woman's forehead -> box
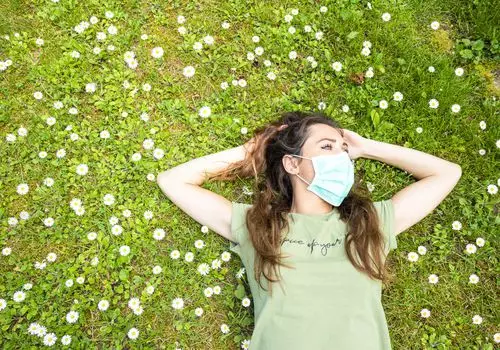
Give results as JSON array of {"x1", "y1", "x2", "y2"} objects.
[{"x1": 308, "y1": 124, "x2": 343, "y2": 141}]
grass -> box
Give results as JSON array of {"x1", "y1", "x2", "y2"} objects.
[{"x1": 0, "y1": 0, "x2": 499, "y2": 349}]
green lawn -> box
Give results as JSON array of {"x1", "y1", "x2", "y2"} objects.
[{"x1": 0, "y1": 0, "x2": 499, "y2": 349}]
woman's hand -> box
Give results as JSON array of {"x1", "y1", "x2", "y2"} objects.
[
  {"x1": 341, "y1": 128, "x2": 368, "y2": 160},
  {"x1": 243, "y1": 134, "x2": 262, "y2": 155}
]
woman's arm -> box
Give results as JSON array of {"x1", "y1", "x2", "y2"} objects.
[
  {"x1": 361, "y1": 138, "x2": 462, "y2": 236},
  {"x1": 158, "y1": 145, "x2": 247, "y2": 186},
  {"x1": 156, "y1": 144, "x2": 248, "y2": 243},
  {"x1": 362, "y1": 138, "x2": 461, "y2": 179}
]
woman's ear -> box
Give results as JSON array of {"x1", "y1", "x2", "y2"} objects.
[{"x1": 282, "y1": 154, "x2": 298, "y2": 174}]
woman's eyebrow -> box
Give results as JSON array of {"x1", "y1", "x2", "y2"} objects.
[
  {"x1": 316, "y1": 137, "x2": 337, "y2": 143},
  {"x1": 316, "y1": 138, "x2": 349, "y2": 148}
]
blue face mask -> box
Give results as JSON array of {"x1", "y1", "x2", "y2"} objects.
[{"x1": 289, "y1": 151, "x2": 355, "y2": 206}]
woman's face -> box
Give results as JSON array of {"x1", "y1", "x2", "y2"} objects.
[{"x1": 283, "y1": 123, "x2": 349, "y2": 183}]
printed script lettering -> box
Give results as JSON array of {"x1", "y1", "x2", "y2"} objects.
[{"x1": 281, "y1": 237, "x2": 343, "y2": 256}]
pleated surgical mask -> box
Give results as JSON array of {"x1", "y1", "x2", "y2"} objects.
[{"x1": 289, "y1": 151, "x2": 354, "y2": 206}]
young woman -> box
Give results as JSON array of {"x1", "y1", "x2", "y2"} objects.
[{"x1": 157, "y1": 111, "x2": 462, "y2": 350}]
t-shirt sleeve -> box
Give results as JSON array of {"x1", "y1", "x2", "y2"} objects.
[
  {"x1": 373, "y1": 199, "x2": 397, "y2": 251},
  {"x1": 229, "y1": 201, "x2": 252, "y2": 257}
]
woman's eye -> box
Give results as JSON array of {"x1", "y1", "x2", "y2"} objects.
[{"x1": 321, "y1": 143, "x2": 333, "y2": 150}]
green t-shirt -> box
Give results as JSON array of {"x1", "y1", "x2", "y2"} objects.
[{"x1": 229, "y1": 199, "x2": 397, "y2": 350}]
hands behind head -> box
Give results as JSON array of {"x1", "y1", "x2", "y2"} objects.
[{"x1": 341, "y1": 128, "x2": 368, "y2": 160}]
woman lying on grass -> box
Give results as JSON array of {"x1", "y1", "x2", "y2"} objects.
[{"x1": 157, "y1": 111, "x2": 462, "y2": 350}]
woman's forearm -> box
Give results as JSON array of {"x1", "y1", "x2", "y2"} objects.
[
  {"x1": 158, "y1": 145, "x2": 247, "y2": 186},
  {"x1": 361, "y1": 139, "x2": 461, "y2": 180}
]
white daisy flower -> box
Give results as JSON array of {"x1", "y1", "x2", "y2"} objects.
[
  {"x1": 428, "y1": 98, "x2": 439, "y2": 109},
  {"x1": 61, "y1": 335, "x2": 72, "y2": 345},
  {"x1": 119, "y1": 245, "x2": 130, "y2": 256},
  {"x1": 108, "y1": 25, "x2": 118, "y2": 35},
  {"x1": 465, "y1": 243, "x2": 477, "y2": 254},
  {"x1": 203, "y1": 35, "x2": 214, "y2": 45},
  {"x1": 17, "y1": 183, "x2": 29, "y2": 195},
  {"x1": 153, "y1": 148, "x2": 164, "y2": 160},
  {"x1": 103, "y1": 194, "x2": 115, "y2": 206},
  {"x1": 66, "y1": 310, "x2": 79, "y2": 323},
  {"x1": 96, "y1": 32, "x2": 106, "y2": 41},
  {"x1": 428, "y1": 274, "x2": 439, "y2": 284},
  {"x1": 196, "y1": 42, "x2": 206, "y2": 52},
  {"x1": 451, "y1": 104, "x2": 461, "y2": 113},
  {"x1": 128, "y1": 297, "x2": 140, "y2": 310},
  {"x1": 76, "y1": 164, "x2": 88, "y2": 175},
  {"x1": 220, "y1": 323, "x2": 230, "y2": 334},
  {"x1": 43, "y1": 333, "x2": 57, "y2": 346},
  {"x1": 204, "y1": 287, "x2": 214, "y2": 297},
  {"x1": 198, "y1": 106, "x2": 211, "y2": 118},
  {"x1": 331, "y1": 61, "x2": 342, "y2": 72},
  {"x1": 98, "y1": 300, "x2": 109, "y2": 311},
  {"x1": 151, "y1": 47, "x2": 164, "y2": 58},
  {"x1": 170, "y1": 250, "x2": 180, "y2": 259},
  {"x1": 420, "y1": 308, "x2": 431, "y2": 318},
  {"x1": 2, "y1": 247, "x2": 12, "y2": 256},
  {"x1": 452, "y1": 220, "x2": 462, "y2": 230},
  {"x1": 153, "y1": 228, "x2": 165, "y2": 240},
  {"x1": 221, "y1": 251, "x2": 231, "y2": 262},
  {"x1": 417, "y1": 246, "x2": 427, "y2": 255},
  {"x1": 0, "y1": 298, "x2": 7, "y2": 311},
  {"x1": 183, "y1": 65, "x2": 195, "y2": 78},
  {"x1": 197, "y1": 263, "x2": 210, "y2": 275},
  {"x1": 43, "y1": 217, "x2": 54, "y2": 227},
  {"x1": 111, "y1": 224, "x2": 123, "y2": 236},
  {"x1": 469, "y1": 274, "x2": 479, "y2": 284},
  {"x1": 46, "y1": 252, "x2": 57, "y2": 262},
  {"x1": 487, "y1": 184, "x2": 498, "y2": 194},
  {"x1": 407, "y1": 252, "x2": 419, "y2": 262},
  {"x1": 127, "y1": 327, "x2": 139, "y2": 340},
  {"x1": 172, "y1": 297, "x2": 184, "y2": 310},
  {"x1": 472, "y1": 315, "x2": 482, "y2": 324}
]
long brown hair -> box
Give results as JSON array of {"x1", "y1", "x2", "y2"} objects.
[{"x1": 207, "y1": 111, "x2": 395, "y2": 296}]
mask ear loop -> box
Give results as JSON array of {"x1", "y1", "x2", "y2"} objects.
[{"x1": 288, "y1": 154, "x2": 312, "y2": 186}]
